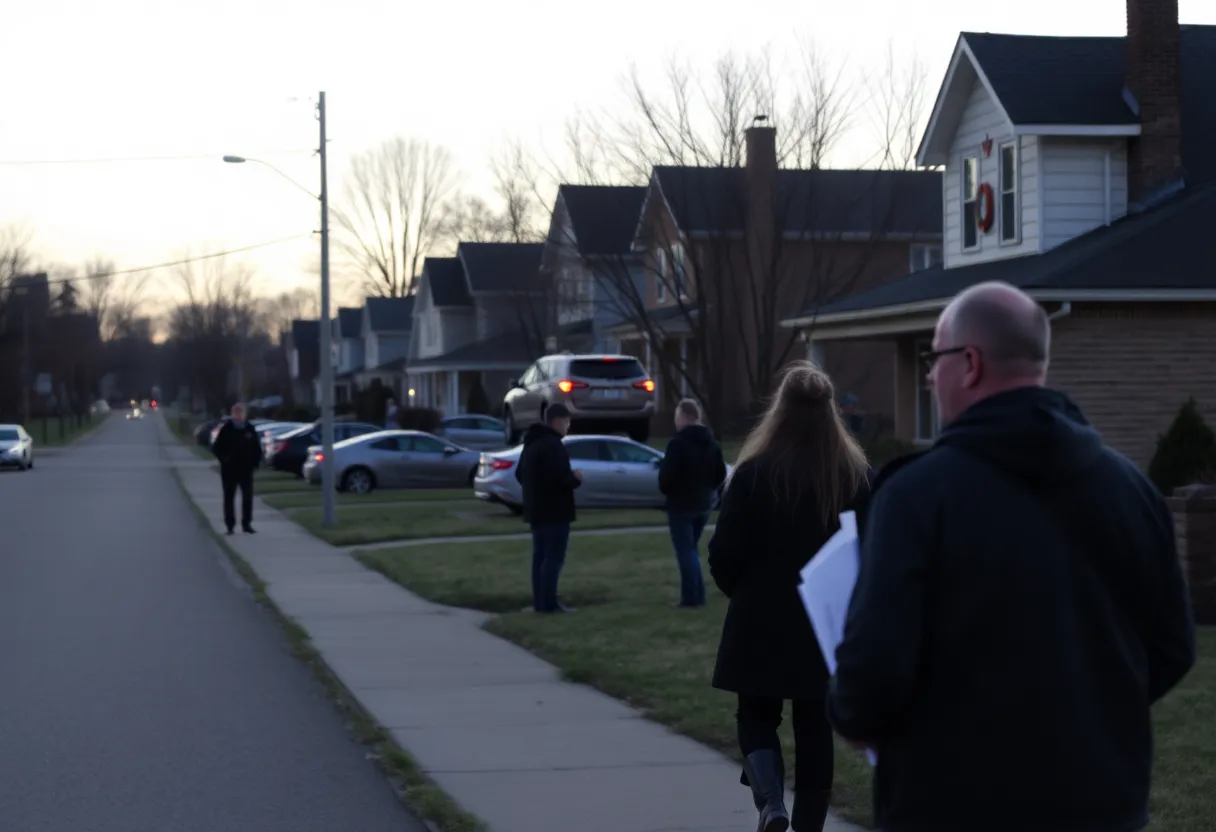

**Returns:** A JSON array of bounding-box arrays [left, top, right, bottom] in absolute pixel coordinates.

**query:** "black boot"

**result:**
[[791, 789, 831, 832], [740, 752, 785, 811], [742, 750, 790, 832]]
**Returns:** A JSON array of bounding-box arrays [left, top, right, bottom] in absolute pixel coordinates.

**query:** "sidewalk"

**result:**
[[161, 429, 865, 832]]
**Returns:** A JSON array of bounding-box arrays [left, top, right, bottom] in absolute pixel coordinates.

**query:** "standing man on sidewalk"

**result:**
[[515, 404, 582, 613], [659, 399, 727, 608], [211, 402, 262, 536]]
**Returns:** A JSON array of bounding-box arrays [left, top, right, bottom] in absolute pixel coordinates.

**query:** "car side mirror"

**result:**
[[443, 446, 459, 456], [652, 458, 662, 468], [507, 378, 519, 389]]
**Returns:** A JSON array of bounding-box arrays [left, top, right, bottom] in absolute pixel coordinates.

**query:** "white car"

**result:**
[[0, 424, 34, 470], [473, 434, 731, 512]]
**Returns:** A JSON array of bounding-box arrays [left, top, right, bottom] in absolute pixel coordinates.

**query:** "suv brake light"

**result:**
[[274, 440, 289, 453], [633, 379, 656, 393], [557, 380, 588, 394], [490, 458, 515, 471]]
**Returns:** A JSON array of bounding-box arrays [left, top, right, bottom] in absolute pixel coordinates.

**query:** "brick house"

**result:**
[[606, 126, 942, 431], [782, 0, 1216, 468]]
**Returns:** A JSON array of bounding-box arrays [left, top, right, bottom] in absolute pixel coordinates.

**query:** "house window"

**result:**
[[999, 142, 1019, 244], [914, 338, 940, 442], [655, 250, 667, 303], [909, 244, 943, 272], [961, 157, 979, 251], [671, 244, 688, 298]]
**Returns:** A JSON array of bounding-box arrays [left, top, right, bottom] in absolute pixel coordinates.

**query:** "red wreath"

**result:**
[[976, 183, 995, 233]]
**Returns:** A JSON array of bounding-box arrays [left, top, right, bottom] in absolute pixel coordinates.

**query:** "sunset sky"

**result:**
[[3, 0, 1214, 306]]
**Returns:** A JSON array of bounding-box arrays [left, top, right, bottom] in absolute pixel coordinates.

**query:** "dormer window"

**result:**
[[999, 142, 1020, 244], [961, 157, 979, 251]]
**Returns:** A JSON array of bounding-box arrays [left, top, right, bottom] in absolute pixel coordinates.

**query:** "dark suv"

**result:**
[[502, 354, 656, 444], [267, 421, 381, 475]]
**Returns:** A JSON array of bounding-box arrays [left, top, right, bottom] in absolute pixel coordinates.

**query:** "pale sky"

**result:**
[[3, 0, 1215, 305]]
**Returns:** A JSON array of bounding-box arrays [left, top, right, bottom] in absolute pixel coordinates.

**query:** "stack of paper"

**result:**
[[798, 510, 877, 767]]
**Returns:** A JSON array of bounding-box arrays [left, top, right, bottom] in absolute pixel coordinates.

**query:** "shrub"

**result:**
[[393, 406, 442, 433], [1147, 398, 1216, 495], [466, 378, 492, 415]]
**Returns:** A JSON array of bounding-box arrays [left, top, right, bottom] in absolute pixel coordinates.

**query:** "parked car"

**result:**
[[256, 421, 308, 459], [194, 417, 224, 448], [302, 430, 481, 493], [473, 434, 730, 512], [268, 421, 381, 476], [434, 414, 509, 450], [0, 424, 34, 470], [501, 354, 656, 445]]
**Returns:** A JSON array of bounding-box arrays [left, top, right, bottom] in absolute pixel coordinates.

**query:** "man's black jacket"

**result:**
[[658, 424, 728, 514], [828, 387, 1196, 832], [211, 420, 262, 475], [515, 423, 581, 525]]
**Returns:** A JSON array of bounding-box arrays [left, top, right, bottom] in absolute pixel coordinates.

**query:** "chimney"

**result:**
[[744, 123, 778, 280], [1125, 0, 1184, 208]]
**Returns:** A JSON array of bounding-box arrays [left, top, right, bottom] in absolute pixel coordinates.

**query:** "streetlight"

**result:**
[[223, 91, 336, 528]]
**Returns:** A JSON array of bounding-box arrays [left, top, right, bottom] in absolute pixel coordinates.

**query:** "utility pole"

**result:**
[[318, 91, 336, 527], [20, 299, 30, 426]]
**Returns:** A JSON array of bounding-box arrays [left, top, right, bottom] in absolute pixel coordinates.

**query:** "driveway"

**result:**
[[0, 415, 425, 831]]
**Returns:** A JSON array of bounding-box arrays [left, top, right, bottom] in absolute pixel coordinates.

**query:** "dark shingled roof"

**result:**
[[412, 330, 536, 367], [961, 26, 1216, 183], [458, 242, 546, 293], [421, 257, 473, 307], [652, 167, 942, 237], [558, 185, 648, 256], [797, 183, 1216, 319], [290, 319, 319, 347], [365, 296, 414, 332], [336, 307, 362, 338]]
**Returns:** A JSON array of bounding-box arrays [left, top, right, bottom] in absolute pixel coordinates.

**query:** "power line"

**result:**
[[0, 149, 316, 166], [38, 233, 316, 287]]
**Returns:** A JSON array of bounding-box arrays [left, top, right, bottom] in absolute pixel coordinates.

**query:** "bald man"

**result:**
[[827, 282, 1195, 832]]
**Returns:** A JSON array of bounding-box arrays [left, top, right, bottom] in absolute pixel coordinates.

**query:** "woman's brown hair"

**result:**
[[734, 361, 869, 526]]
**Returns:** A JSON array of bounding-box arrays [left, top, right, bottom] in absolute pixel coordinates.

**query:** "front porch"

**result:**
[[407, 365, 525, 418], [605, 311, 700, 410]]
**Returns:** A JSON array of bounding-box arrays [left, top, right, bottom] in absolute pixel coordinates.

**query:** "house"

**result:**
[[351, 296, 414, 400], [782, 0, 1216, 468], [283, 319, 319, 407], [541, 184, 649, 353], [332, 306, 365, 405], [608, 127, 942, 429], [407, 242, 546, 416]]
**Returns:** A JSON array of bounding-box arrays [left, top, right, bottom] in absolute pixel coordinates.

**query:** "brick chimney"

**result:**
[[1125, 0, 1184, 208], [744, 123, 777, 279]]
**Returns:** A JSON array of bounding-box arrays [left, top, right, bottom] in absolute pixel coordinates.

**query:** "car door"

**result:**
[[441, 417, 475, 448], [515, 363, 542, 424], [563, 438, 609, 506], [400, 434, 453, 486], [603, 439, 665, 506], [473, 416, 505, 449], [363, 435, 409, 488]]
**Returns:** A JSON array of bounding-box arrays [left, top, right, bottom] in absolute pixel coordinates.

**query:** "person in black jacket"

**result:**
[[515, 404, 582, 613], [210, 402, 262, 535], [708, 362, 870, 832], [659, 398, 728, 608], [829, 282, 1196, 832]]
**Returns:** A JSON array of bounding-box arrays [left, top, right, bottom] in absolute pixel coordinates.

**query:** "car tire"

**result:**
[[342, 466, 376, 494], [506, 502, 524, 516], [467, 466, 477, 486], [628, 421, 651, 443]]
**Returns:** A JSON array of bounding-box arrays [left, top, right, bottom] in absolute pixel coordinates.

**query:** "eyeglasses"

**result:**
[[919, 345, 968, 370]]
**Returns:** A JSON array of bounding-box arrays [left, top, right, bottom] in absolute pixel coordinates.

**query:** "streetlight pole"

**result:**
[[317, 91, 336, 527]]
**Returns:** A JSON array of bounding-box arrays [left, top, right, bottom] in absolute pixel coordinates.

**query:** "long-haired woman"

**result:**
[[708, 361, 870, 832]]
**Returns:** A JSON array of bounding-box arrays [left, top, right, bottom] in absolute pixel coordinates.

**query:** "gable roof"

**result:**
[[365, 296, 414, 332], [289, 319, 319, 347], [918, 26, 1216, 179], [457, 242, 546, 293], [648, 167, 942, 238], [336, 307, 362, 338], [785, 182, 1216, 326], [556, 185, 648, 256], [420, 257, 473, 307]]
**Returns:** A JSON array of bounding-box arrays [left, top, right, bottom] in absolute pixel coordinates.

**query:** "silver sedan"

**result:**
[[473, 434, 730, 511], [303, 429, 481, 494]]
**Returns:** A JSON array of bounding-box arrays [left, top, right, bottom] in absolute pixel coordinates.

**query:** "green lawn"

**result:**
[[291, 500, 687, 547], [358, 532, 1216, 831], [30, 413, 106, 447], [262, 488, 472, 510]]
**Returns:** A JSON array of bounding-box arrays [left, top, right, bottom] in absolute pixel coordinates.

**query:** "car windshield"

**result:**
[[0, 429, 18, 441], [569, 358, 646, 380]]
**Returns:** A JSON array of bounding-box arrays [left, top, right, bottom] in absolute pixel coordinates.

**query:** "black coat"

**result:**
[[828, 387, 1197, 832], [211, 420, 261, 475], [658, 424, 728, 514], [515, 423, 581, 525], [708, 457, 850, 701]]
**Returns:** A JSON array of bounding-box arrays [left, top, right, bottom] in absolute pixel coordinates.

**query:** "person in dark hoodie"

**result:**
[[210, 402, 262, 535], [515, 404, 582, 613], [829, 281, 1196, 832], [659, 398, 728, 608]]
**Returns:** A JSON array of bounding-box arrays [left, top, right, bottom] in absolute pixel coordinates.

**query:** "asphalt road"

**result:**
[[0, 415, 426, 832]]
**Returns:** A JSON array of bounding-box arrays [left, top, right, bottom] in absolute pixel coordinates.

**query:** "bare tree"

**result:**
[[76, 257, 152, 341], [259, 286, 321, 344], [865, 43, 930, 170], [332, 136, 458, 298], [436, 195, 515, 246]]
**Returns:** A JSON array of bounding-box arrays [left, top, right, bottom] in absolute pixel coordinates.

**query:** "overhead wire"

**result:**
[[0, 148, 316, 166]]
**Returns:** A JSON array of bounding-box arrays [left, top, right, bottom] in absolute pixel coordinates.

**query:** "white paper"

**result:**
[[798, 510, 878, 767]]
